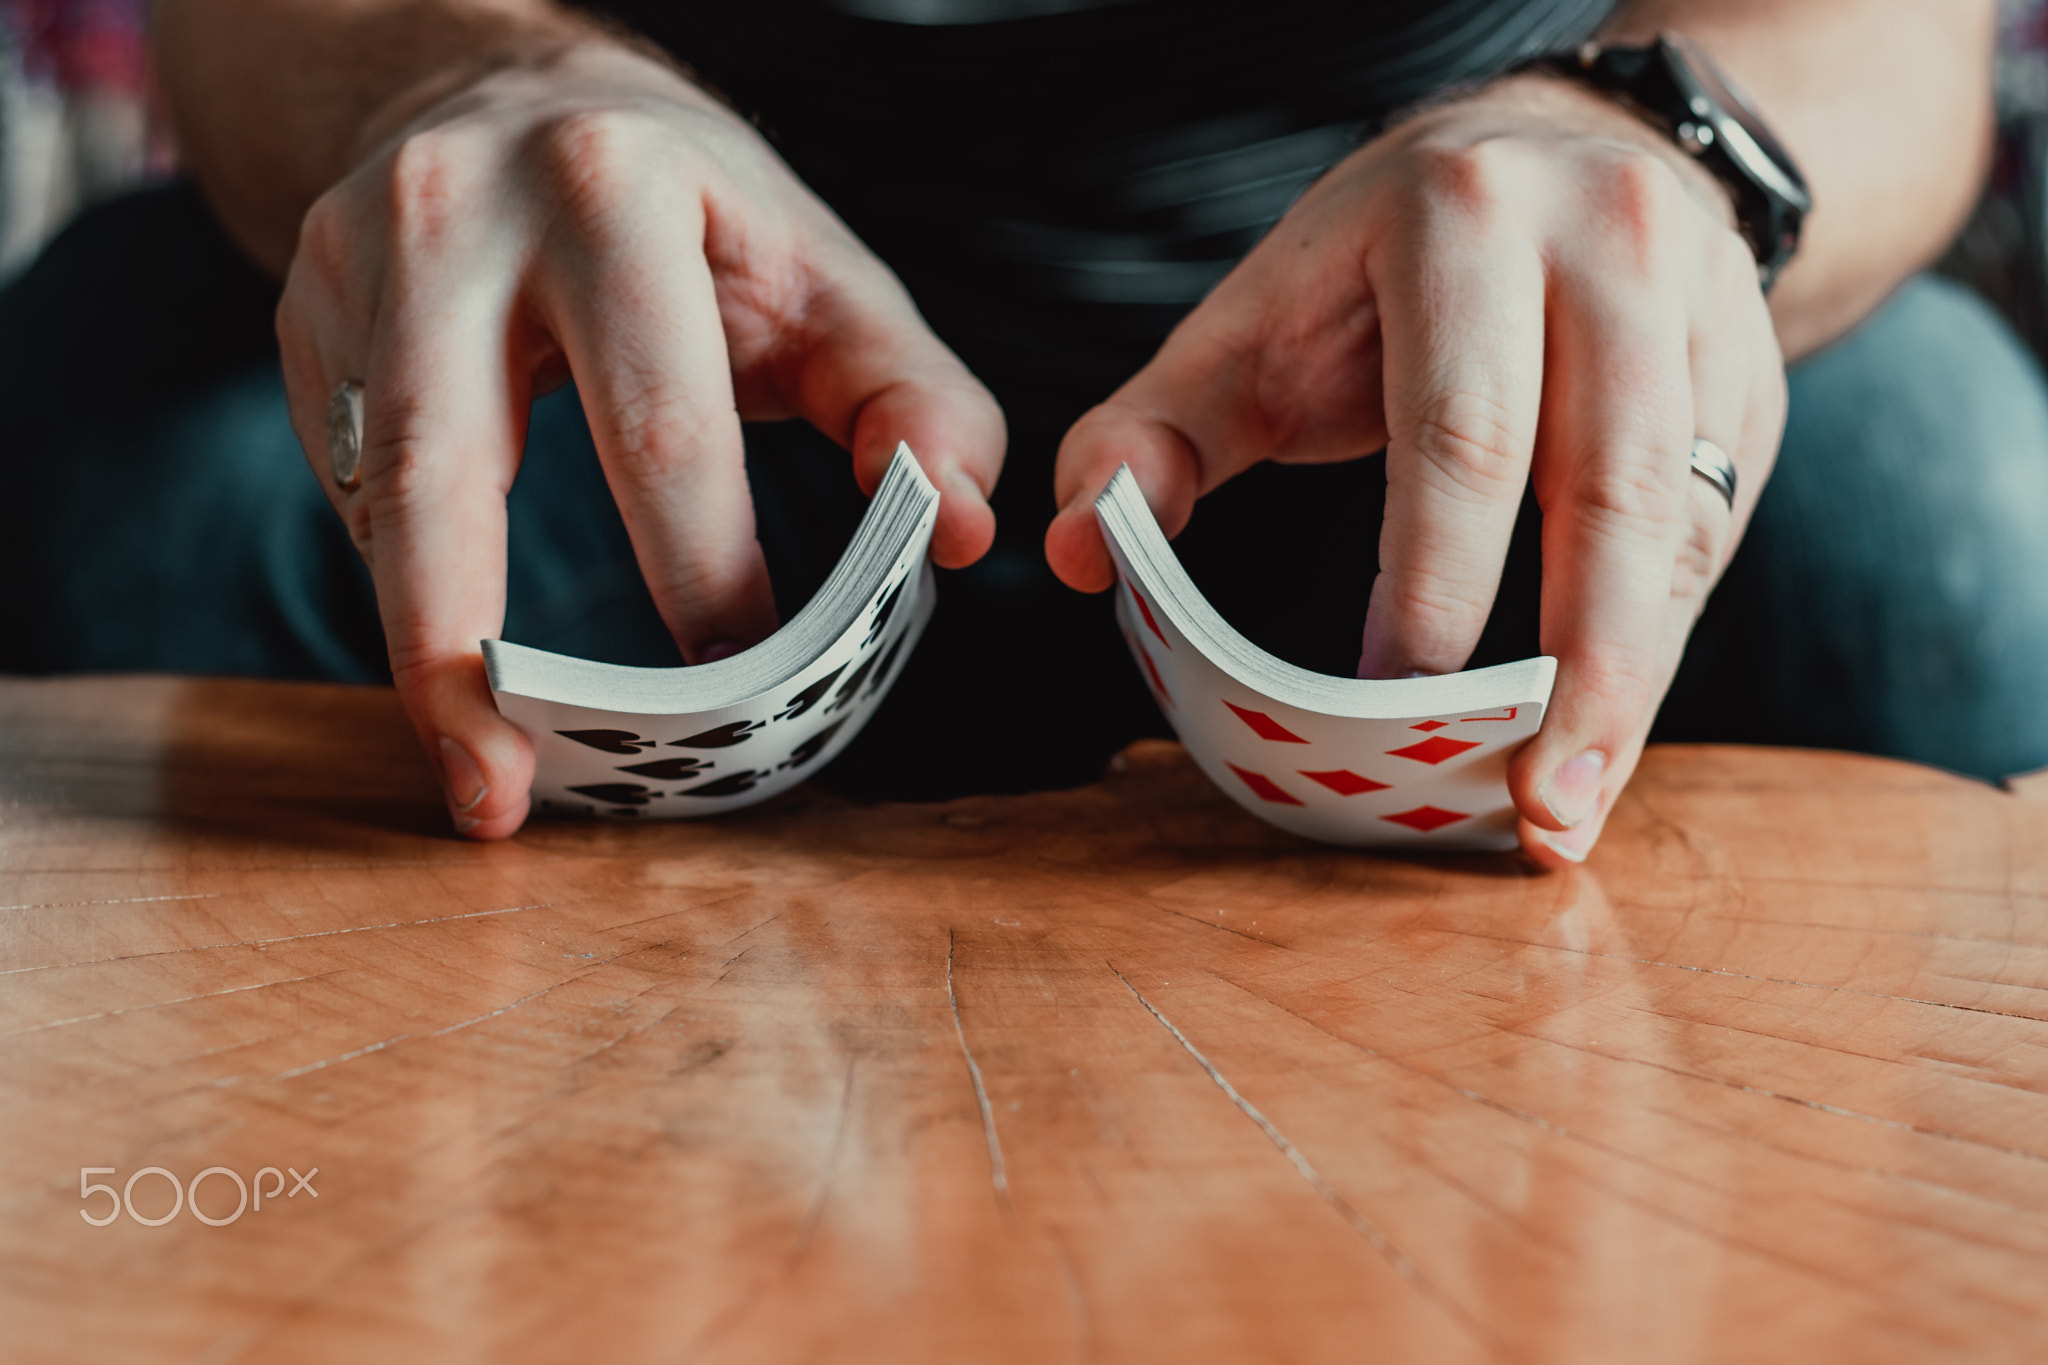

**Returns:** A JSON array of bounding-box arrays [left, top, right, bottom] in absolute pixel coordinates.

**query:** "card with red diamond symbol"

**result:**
[[1095, 465, 1556, 850], [484, 445, 939, 821]]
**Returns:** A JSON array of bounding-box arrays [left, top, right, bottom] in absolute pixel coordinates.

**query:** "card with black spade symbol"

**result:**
[[484, 444, 939, 820], [1094, 465, 1557, 850]]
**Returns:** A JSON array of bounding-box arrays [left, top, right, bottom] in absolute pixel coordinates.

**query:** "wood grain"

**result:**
[[2, 676, 2046, 1364]]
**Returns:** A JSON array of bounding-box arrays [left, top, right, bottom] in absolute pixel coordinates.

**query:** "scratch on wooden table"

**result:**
[[719, 911, 782, 947], [1048, 1225, 1094, 1365], [1936, 974, 2048, 1000], [428, 982, 579, 1039], [792, 1058, 858, 1258], [0, 902, 566, 977], [1653, 1103, 2048, 1224], [62, 1034, 296, 1099], [543, 972, 699, 1087], [427, 938, 684, 1040], [948, 928, 1010, 1209], [261, 1031, 411, 1084], [0, 892, 219, 912], [1735, 874, 2048, 903], [1717, 914, 2048, 948], [1207, 970, 1879, 1279], [685, 1057, 864, 1359], [1106, 966, 1469, 1311], [1137, 897, 1295, 949], [1510, 1027, 2048, 1167], [1433, 925, 2048, 1025], [0, 971, 333, 1037], [598, 889, 752, 935]]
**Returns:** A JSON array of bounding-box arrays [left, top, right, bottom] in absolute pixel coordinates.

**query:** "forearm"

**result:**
[[1605, 0, 1997, 359], [152, 0, 593, 274]]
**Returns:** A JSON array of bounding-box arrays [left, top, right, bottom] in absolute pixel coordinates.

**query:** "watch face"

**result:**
[[1664, 32, 1811, 209]]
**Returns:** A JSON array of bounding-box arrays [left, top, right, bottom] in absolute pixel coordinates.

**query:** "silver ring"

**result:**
[[326, 380, 365, 490], [1689, 437, 1736, 510]]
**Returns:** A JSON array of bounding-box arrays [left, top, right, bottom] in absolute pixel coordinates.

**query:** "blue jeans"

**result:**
[[4, 184, 2046, 791]]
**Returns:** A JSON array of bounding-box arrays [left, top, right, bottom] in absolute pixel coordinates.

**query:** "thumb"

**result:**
[[1045, 403, 1204, 592]]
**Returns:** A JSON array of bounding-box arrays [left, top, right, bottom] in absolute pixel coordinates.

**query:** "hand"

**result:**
[[278, 37, 1005, 839], [1045, 70, 1785, 865]]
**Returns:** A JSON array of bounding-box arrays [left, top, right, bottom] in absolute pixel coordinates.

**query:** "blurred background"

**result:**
[[6, 0, 2048, 354], [0, 0, 163, 280]]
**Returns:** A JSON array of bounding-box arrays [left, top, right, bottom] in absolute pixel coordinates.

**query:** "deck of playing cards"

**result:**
[[1094, 465, 1556, 850], [484, 443, 938, 819]]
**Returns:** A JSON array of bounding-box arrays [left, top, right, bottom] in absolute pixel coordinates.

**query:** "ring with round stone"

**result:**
[[1689, 437, 1737, 510], [326, 380, 366, 490]]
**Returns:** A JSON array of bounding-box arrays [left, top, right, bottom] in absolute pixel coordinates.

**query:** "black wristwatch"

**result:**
[[1538, 33, 1811, 291]]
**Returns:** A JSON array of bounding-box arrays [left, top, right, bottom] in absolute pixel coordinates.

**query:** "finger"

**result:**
[[1044, 248, 1390, 592], [278, 195, 377, 533], [772, 251, 1007, 570], [1048, 298, 1271, 592], [539, 201, 779, 664], [1518, 726, 1646, 867], [355, 277, 535, 841], [1507, 265, 1698, 847], [1516, 242, 1781, 863], [1045, 397, 1205, 593], [1357, 200, 1547, 678]]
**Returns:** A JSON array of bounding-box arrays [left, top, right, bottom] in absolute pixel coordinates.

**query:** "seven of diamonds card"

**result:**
[[1099, 465, 1556, 851]]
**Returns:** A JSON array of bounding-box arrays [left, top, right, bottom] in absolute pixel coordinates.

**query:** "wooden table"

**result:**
[[3, 677, 2046, 1364]]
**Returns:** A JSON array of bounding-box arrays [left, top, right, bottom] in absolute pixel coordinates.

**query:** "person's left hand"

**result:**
[[1045, 68, 1787, 865]]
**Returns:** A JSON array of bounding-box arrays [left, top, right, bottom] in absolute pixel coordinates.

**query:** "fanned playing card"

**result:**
[[1095, 465, 1557, 850], [485, 444, 939, 819]]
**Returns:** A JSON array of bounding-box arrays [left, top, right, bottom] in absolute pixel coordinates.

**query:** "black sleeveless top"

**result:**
[[587, 0, 1612, 405]]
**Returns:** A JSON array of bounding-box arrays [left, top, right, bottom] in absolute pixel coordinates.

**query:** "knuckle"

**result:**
[[293, 192, 355, 288], [1669, 513, 1724, 607], [383, 636, 447, 691], [531, 106, 665, 235], [1411, 138, 1518, 224], [1589, 147, 1685, 272], [355, 401, 444, 520], [604, 381, 718, 483], [339, 501, 377, 565], [658, 552, 759, 612], [1573, 455, 1681, 542], [383, 128, 475, 249], [1571, 640, 1663, 713], [1378, 568, 1496, 649], [1407, 390, 1527, 500]]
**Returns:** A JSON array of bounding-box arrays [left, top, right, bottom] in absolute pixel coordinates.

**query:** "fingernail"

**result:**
[[699, 641, 741, 664], [1538, 749, 1606, 828], [943, 467, 987, 505], [438, 735, 488, 813], [1536, 820, 1598, 863], [452, 814, 482, 835]]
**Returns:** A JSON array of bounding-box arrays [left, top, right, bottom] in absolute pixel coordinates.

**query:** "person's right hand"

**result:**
[[276, 36, 1005, 840]]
